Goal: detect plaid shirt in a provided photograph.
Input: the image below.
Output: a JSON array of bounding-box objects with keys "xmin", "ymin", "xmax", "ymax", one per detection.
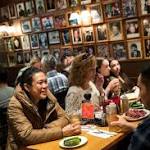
[
  {"xmin": 47, "ymin": 70, "xmax": 69, "ymax": 94},
  {"xmin": 128, "ymin": 116, "xmax": 150, "ymax": 150}
]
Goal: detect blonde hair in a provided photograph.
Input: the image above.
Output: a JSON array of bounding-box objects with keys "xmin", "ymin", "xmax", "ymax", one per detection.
[
  {"xmin": 70, "ymin": 53, "xmax": 96, "ymax": 87},
  {"xmin": 30, "ymin": 56, "xmax": 41, "ymax": 66}
]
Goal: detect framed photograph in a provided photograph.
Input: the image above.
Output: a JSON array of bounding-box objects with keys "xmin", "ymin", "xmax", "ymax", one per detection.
[
  {"xmin": 41, "ymin": 16, "xmax": 54, "ymax": 30},
  {"xmin": 5, "ymin": 38, "xmax": 14, "ymax": 52},
  {"xmin": 51, "ymin": 48, "xmax": 61, "ymax": 64},
  {"xmin": 104, "ymin": 2, "xmax": 121, "ymax": 19},
  {"xmin": 21, "ymin": 19, "xmax": 32, "ymax": 33},
  {"xmin": 110, "ymin": 42, "xmax": 127, "ymax": 60},
  {"xmin": 71, "ymin": 28, "xmax": 82, "ymax": 44},
  {"xmin": 140, "ymin": 0, "xmax": 150, "ymax": 15},
  {"xmin": 48, "ymin": 30, "xmax": 60, "ymax": 44},
  {"xmin": 122, "ymin": 0, "xmax": 137, "ymax": 18},
  {"xmin": 68, "ymin": 11, "xmax": 81, "ymax": 26},
  {"xmin": 142, "ymin": 17, "xmax": 150, "ymax": 37},
  {"xmin": 82, "ymin": 26, "xmax": 94, "ymax": 43},
  {"xmin": 12, "ymin": 36, "xmax": 22, "ymax": 50},
  {"xmin": 35, "ymin": 0, "xmax": 45, "ymax": 14},
  {"xmin": 61, "ymin": 29, "xmax": 71, "ymax": 45},
  {"xmin": 108, "ymin": 20, "xmax": 123, "ymax": 41},
  {"xmin": 84, "ymin": 45, "xmax": 95, "ymax": 55},
  {"xmin": 32, "ymin": 49, "xmax": 41, "ymax": 57},
  {"xmin": 41, "ymin": 49, "xmax": 50, "ymax": 57},
  {"xmin": 127, "ymin": 39, "xmax": 142, "ymax": 59},
  {"xmin": 54, "ymin": 14, "xmax": 67, "ymax": 28},
  {"xmin": 81, "ymin": 0, "xmax": 91, "ymax": 5},
  {"xmin": 90, "ymin": 4, "xmax": 103, "ymax": 24},
  {"xmin": 21, "ymin": 35, "xmax": 30, "ymax": 50},
  {"xmin": 96, "ymin": 24, "xmax": 108, "ymax": 42},
  {"xmin": 126, "ymin": 19, "xmax": 140, "ymax": 39},
  {"xmin": 30, "ymin": 34, "xmax": 39, "ymax": 49},
  {"xmin": 143, "ymin": 39, "xmax": 150, "ymax": 58},
  {"xmin": 16, "ymin": 51, "xmax": 24, "ymax": 64},
  {"xmin": 25, "ymin": 0, "xmax": 35, "ymax": 16},
  {"xmin": 31, "ymin": 17, "xmax": 42, "ymax": 32},
  {"xmin": 68, "ymin": 0, "xmax": 79, "ymax": 7},
  {"xmin": 97, "ymin": 44, "xmax": 110, "ymax": 58},
  {"xmin": 0, "ymin": 6, "xmax": 9, "ymax": 20},
  {"xmin": 39, "ymin": 32, "xmax": 48, "ymax": 49},
  {"xmin": 73, "ymin": 47, "xmax": 84, "ymax": 56},
  {"xmin": 45, "ymin": 0, "xmax": 56, "ymax": 12},
  {"xmin": 56, "ymin": 0, "xmax": 67, "ymax": 9},
  {"xmin": 7, "ymin": 53, "xmax": 16, "ymax": 67},
  {"xmin": 24, "ymin": 51, "xmax": 32, "ymax": 64},
  {"xmin": 8, "ymin": 4, "xmax": 17, "ymax": 19},
  {"xmin": 16, "ymin": 2, "xmax": 25, "ymax": 17}
]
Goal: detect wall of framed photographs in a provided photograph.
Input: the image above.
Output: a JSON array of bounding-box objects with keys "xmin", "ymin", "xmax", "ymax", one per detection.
[{"xmin": 0, "ymin": 0, "xmax": 150, "ymax": 67}]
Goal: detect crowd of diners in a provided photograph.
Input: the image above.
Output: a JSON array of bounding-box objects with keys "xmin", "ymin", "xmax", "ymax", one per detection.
[{"xmin": 0, "ymin": 52, "xmax": 150, "ymax": 150}]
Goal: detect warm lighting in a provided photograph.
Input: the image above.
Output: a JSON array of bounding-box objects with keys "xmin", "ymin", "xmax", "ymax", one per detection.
[
  {"xmin": 81, "ymin": 9, "xmax": 91, "ymax": 25},
  {"xmin": 69, "ymin": 12, "xmax": 81, "ymax": 25},
  {"xmin": 91, "ymin": 9, "xmax": 101, "ymax": 24}
]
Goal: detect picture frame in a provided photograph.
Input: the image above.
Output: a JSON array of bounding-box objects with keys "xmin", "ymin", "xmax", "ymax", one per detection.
[
  {"xmin": 41, "ymin": 49, "xmax": 50, "ymax": 57},
  {"xmin": 90, "ymin": 4, "xmax": 103, "ymax": 24},
  {"xmin": 21, "ymin": 35, "xmax": 30, "ymax": 50},
  {"xmin": 32, "ymin": 49, "xmax": 41, "ymax": 57},
  {"xmin": 30, "ymin": 34, "xmax": 39, "ymax": 49},
  {"xmin": 81, "ymin": 0, "xmax": 91, "ymax": 5},
  {"xmin": 140, "ymin": 0, "xmax": 150, "ymax": 15},
  {"xmin": 71, "ymin": 28, "xmax": 82, "ymax": 44},
  {"xmin": 45, "ymin": 0, "xmax": 56, "ymax": 12},
  {"xmin": 82, "ymin": 26, "xmax": 94, "ymax": 43},
  {"xmin": 110, "ymin": 42, "xmax": 127, "ymax": 60},
  {"xmin": 54, "ymin": 14, "xmax": 67, "ymax": 28},
  {"xmin": 96, "ymin": 24, "xmax": 108, "ymax": 42},
  {"xmin": 68, "ymin": 0, "xmax": 79, "ymax": 7},
  {"xmin": 35, "ymin": 0, "xmax": 45, "ymax": 14},
  {"xmin": 0, "ymin": 6, "xmax": 9, "ymax": 20},
  {"xmin": 12, "ymin": 36, "xmax": 22, "ymax": 50},
  {"xmin": 56, "ymin": 0, "xmax": 67, "ymax": 9},
  {"xmin": 97, "ymin": 44, "xmax": 110, "ymax": 58},
  {"xmin": 51, "ymin": 48, "xmax": 61, "ymax": 64},
  {"xmin": 84, "ymin": 45, "xmax": 95, "ymax": 55},
  {"xmin": 23, "ymin": 51, "xmax": 32, "ymax": 64},
  {"xmin": 41, "ymin": 16, "xmax": 54, "ymax": 30},
  {"xmin": 7, "ymin": 53, "xmax": 16, "ymax": 67},
  {"xmin": 16, "ymin": 2, "xmax": 26, "ymax": 17},
  {"xmin": 104, "ymin": 2, "xmax": 121, "ymax": 19},
  {"xmin": 5, "ymin": 37, "xmax": 14, "ymax": 52},
  {"xmin": 21, "ymin": 19, "xmax": 32, "ymax": 33},
  {"xmin": 68, "ymin": 11, "xmax": 81, "ymax": 26},
  {"xmin": 142, "ymin": 17, "xmax": 150, "ymax": 37},
  {"xmin": 8, "ymin": 4, "xmax": 17, "ymax": 19},
  {"xmin": 127, "ymin": 39, "xmax": 142, "ymax": 59},
  {"xmin": 61, "ymin": 29, "xmax": 71, "ymax": 45},
  {"xmin": 108, "ymin": 20, "xmax": 123, "ymax": 41},
  {"xmin": 25, "ymin": 0, "xmax": 35, "ymax": 16},
  {"xmin": 126, "ymin": 19, "xmax": 140, "ymax": 39},
  {"xmin": 16, "ymin": 51, "xmax": 24, "ymax": 64},
  {"xmin": 39, "ymin": 32, "xmax": 48, "ymax": 49},
  {"xmin": 143, "ymin": 38, "xmax": 150, "ymax": 58},
  {"xmin": 73, "ymin": 46, "xmax": 84, "ymax": 56},
  {"xmin": 31, "ymin": 17, "xmax": 42, "ymax": 32},
  {"xmin": 122, "ymin": 0, "xmax": 137, "ymax": 18},
  {"xmin": 48, "ymin": 30, "xmax": 60, "ymax": 45}
]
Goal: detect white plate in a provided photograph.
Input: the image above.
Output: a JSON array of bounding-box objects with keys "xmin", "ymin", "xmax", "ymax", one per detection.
[
  {"xmin": 59, "ymin": 136, "xmax": 88, "ymax": 149},
  {"xmin": 123, "ymin": 109, "xmax": 150, "ymax": 121}
]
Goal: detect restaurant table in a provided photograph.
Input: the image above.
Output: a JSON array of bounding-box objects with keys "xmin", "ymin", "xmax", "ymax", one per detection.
[{"xmin": 26, "ymin": 126, "xmax": 135, "ymax": 150}]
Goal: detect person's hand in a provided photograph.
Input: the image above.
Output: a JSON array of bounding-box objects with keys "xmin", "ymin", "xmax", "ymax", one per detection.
[
  {"xmin": 107, "ymin": 78, "xmax": 120, "ymax": 93},
  {"xmin": 62, "ymin": 123, "xmax": 81, "ymax": 137},
  {"xmin": 110, "ymin": 115, "xmax": 136, "ymax": 130}
]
